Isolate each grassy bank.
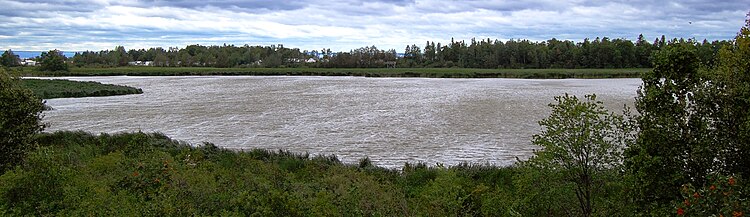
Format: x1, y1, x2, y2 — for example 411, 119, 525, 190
2, 131, 744, 216
31, 67, 648, 79
0, 131, 524, 216
21, 79, 143, 99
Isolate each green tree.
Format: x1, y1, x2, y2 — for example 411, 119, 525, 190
711, 12, 750, 179
625, 42, 709, 214
0, 69, 46, 172
624, 13, 750, 215
110, 46, 132, 66
0, 50, 21, 67
525, 94, 634, 217
39, 50, 68, 72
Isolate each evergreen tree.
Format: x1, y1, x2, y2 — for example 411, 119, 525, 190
39, 50, 68, 72
0, 50, 21, 67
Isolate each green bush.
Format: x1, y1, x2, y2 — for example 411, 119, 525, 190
0, 69, 45, 172
675, 174, 747, 216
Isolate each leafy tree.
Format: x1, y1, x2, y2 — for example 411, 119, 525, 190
111, 46, 132, 66
525, 94, 634, 217
0, 69, 46, 172
625, 42, 708, 214
153, 52, 169, 67
524, 94, 634, 217
711, 12, 750, 178
39, 50, 68, 72
626, 13, 750, 214
0, 50, 21, 67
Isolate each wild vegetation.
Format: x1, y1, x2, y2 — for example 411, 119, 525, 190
0, 69, 45, 173
20, 79, 143, 99
1, 131, 522, 216
3, 35, 728, 71
30, 67, 647, 79
61, 36, 725, 69
1, 11, 749, 217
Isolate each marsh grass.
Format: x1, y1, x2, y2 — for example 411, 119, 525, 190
21, 79, 143, 99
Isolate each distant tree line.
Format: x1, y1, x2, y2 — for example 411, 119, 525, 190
1, 35, 732, 69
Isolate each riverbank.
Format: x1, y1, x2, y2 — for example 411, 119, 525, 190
27, 67, 648, 79
0, 131, 601, 216
21, 79, 143, 99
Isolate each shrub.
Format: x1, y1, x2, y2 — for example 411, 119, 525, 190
0, 69, 46, 172
675, 174, 747, 216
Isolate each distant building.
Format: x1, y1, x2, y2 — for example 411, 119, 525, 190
285, 58, 304, 63
385, 61, 396, 68
22, 59, 36, 66
305, 58, 317, 63
128, 61, 153, 66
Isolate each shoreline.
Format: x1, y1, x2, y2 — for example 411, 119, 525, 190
21, 67, 648, 79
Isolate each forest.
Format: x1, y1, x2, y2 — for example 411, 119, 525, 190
2, 35, 731, 70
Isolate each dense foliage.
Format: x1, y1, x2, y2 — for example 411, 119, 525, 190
38, 50, 69, 72
0, 131, 525, 216
625, 14, 750, 215
0, 50, 21, 67
23, 35, 726, 70
21, 79, 143, 99
0, 69, 45, 173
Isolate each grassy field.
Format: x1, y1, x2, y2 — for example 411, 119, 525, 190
21, 79, 143, 99
30, 67, 649, 79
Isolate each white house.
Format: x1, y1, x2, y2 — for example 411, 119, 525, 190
22, 59, 36, 66
128, 61, 154, 66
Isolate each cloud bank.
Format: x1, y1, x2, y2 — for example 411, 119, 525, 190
0, 0, 747, 51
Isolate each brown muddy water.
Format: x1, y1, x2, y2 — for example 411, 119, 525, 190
41, 76, 641, 168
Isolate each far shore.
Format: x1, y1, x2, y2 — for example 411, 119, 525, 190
18, 67, 648, 79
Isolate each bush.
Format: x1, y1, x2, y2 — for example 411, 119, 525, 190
0, 69, 46, 172
675, 174, 747, 216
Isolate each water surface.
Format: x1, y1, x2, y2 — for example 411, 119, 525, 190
42, 76, 640, 168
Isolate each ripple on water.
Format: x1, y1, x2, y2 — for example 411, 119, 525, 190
42, 76, 640, 168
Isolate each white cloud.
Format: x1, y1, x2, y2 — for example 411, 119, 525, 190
0, 0, 746, 51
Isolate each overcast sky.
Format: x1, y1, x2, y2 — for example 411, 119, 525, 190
0, 0, 747, 52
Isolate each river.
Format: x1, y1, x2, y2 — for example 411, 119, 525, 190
41, 76, 641, 168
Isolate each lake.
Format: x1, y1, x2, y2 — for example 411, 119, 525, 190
42, 76, 641, 168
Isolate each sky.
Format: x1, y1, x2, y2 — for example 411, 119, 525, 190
0, 0, 748, 52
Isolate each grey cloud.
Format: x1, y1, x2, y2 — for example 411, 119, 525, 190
468, 0, 573, 12
0, 0, 745, 52
131, 0, 306, 11
0, 0, 105, 19
2, 0, 106, 12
